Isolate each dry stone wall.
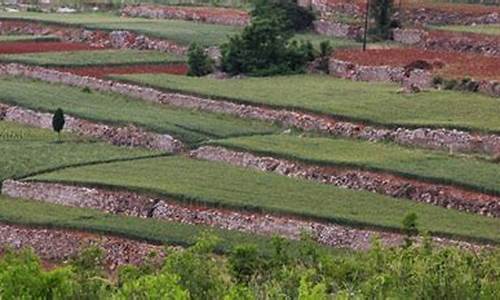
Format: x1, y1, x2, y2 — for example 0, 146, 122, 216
0, 19, 188, 55
1, 180, 485, 251
121, 4, 250, 26
191, 146, 500, 218
1, 63, 499, 156
0, 102, 184, 153
313, 20, 362, 39
0, 223, 167, 270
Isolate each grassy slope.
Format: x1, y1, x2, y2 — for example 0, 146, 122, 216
0, 49, 186, 67
111, 74, 500, 133
0, 35, 59, 42
0, 121, 158, 181
0, 196, 331, 255
210, 134, 500, 195
30, 156, 500, 243
0, 77, 278, 145
0, 12, 361, 49
435, 24, 500, 36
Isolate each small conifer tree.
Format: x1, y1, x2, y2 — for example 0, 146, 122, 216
52, 108, 65, 142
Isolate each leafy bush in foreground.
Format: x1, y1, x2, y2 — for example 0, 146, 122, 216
0, 234, 498, 299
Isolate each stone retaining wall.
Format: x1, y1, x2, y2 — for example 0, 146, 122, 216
0, 223, 167, 270
0, 103, 184, 153
313, 20, 362, 39
2, 180, 486, 251
191, 146, 500, 217
393, 28, 500, 57
0, 19, 188, 55
1, 63, 499, 156
121, 4, 250, 26
329, 58, 434, 89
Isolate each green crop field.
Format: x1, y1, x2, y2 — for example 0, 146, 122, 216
0, 49, 186, 67
112, 74, 500, 133
0, 35, 60, 42
0, 121, 159, 181
0, 77, 278, 145
0, 12, 361, 49
435, 24, 500, 36
210, 134, 500, 195
0, 196, 323, 255
29, 156, 500, 243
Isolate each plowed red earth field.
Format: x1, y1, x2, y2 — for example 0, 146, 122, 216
0, 41, 102, 54
56, 64, 188, 78
334, 48, 500, 81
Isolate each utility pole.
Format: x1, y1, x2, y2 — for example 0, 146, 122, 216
363, 0, 370, 51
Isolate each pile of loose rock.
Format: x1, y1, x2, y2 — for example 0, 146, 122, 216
1, 180, 486, 251
1, 63, 499, 156
0, 223, 167, 270
0, 103, 184, 153
191, 146, 500, 217
313, 20, 363, 39
121, 4, 250, 26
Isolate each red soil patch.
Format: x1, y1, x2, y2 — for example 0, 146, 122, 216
334, 48, 500, 81
56, 63, 188, 78
0, 41, 102, 54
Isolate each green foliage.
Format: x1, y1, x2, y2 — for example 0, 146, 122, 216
228, 244, 262, 284
370, 0, 395, 40
221, 16, 315, 76
187, 43, 214, 77
251, 0, 315, 32
1, 236, 499, 299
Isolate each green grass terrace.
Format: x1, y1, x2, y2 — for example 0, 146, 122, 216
434, 24, 500, 36
0, 121, 160, 181
0, 49, 186, 67
28, 156, 500, 243
0, 77, 279, 146
209, 134, 500, 195
110, 74, 500, 134
0, 12, 360, 49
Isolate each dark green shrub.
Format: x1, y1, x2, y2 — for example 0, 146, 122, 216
52, 108, 65, 141
444, 79, 458, 90
228, 244, 262, 284
370, 0, 395, 40
187, 42, 213, 77
221, 17, 314, 76
251, 0, 315, 32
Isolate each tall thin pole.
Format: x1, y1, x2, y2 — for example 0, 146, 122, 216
363, 0, 370, 51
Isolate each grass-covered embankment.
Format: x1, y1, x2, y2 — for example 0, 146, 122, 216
209, 134, 500, 195
29, 156, 500, 243
0, 77, 278, 146
111, 73, 500, 133
0, 121, 160, 181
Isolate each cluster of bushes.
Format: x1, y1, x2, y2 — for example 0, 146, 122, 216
1, 233, 499, 299
188, 0, 318, 77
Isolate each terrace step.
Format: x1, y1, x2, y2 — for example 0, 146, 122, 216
191, 146, 500, 218
1, 179, 488, 251
0, 102, 185, 153
1, 63, 499, 157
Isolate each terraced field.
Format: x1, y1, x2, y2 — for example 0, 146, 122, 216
0, 121, 158, 180
209, 134, 500, 194
436, 24, 500, 36
112, 74, 500, 132
0, 4, 499, 295
0, 77, 278, 145
0, 49, 185, 67
28, 156, 500, 242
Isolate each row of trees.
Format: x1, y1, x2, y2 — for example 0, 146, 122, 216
1, 233, 498, 299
